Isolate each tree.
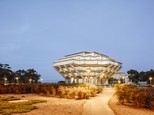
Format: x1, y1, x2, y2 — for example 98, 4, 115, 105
15, 69, 27, 83
15, 69, 41, 83
146, 69, 154, 84
127, 69, 154, 85
25, 69, 40, 83
0, 63, 41, 84
0, 64, 13, 84
108, 77, 118, 84
138, 71, 146, 81
127, 69, 139, 83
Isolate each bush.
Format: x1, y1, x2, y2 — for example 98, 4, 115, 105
0, 83, 103, 100
115, 84, 154, 110
0, 85, 7, 94
57, 85, 103, 99
150, 101, 154, 110
96, 86, 103, 93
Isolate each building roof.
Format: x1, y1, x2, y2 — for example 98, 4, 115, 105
64, 51, 122, 64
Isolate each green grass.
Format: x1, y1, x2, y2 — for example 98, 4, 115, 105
0, 96, 47, 115
0, 96, 20, 101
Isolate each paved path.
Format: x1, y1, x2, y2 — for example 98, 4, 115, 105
82, 88, 115, 115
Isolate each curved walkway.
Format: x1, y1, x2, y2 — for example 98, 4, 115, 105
82, 88, 115, 115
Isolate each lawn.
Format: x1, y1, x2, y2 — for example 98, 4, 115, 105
0, 96, 47, 115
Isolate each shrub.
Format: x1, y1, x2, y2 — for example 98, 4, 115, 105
76, 89, 84, 99
31, 83, 41, 93
0, 85, 8, 94
115, 84, 154, 110
57, 86, 91, 99
96, 86, 103, 93
0, 83, 103, 100
149, 101, 154, 110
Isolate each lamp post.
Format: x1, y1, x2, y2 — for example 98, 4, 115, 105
4, 77, 7, 85
149, 77, 152, 85
40, 78, 43, 83
29, 78, 32, 84
15, 77, 19, 85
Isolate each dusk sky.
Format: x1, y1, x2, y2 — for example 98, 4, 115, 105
0, 0, 154, 82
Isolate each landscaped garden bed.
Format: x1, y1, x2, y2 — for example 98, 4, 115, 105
0, 96, 47, 115
0, 83, 103, 114
0, 83, 103, 100
115, 84, 154, 110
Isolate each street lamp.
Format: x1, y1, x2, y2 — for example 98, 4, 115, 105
4, 77, 8, 85
149, 77, 152, 85
29, 78, 32, 84
122, 76, 125, 83
38, 78, 43, 83
15, 77, 19, 85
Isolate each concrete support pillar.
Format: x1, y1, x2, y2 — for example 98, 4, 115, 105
65, 78, 70, 84
70, 77, 74, 83
90, 77, 93, 84
75, 78, 79, 83
96, 78, 98, 85
78, 78, 82, 83
75, 78, 77, 83
105, 79, 109, 84
97, 78, 100, 85
82, 77, 86, 83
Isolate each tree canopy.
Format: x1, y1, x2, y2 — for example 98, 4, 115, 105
0, 63, 41, 84
127, 69, 154, 84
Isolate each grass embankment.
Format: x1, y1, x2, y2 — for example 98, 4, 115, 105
0, 96, 46, 115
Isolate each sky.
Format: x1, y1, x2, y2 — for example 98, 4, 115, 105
0, 0, 154, 82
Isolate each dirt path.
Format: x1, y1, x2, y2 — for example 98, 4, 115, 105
82, 88, 115, 115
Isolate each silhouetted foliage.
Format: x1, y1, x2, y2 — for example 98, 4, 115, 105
0, 63, 41, 84
127, 69, 154, 84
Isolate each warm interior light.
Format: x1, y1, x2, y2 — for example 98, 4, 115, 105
86, 68, 91, 73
